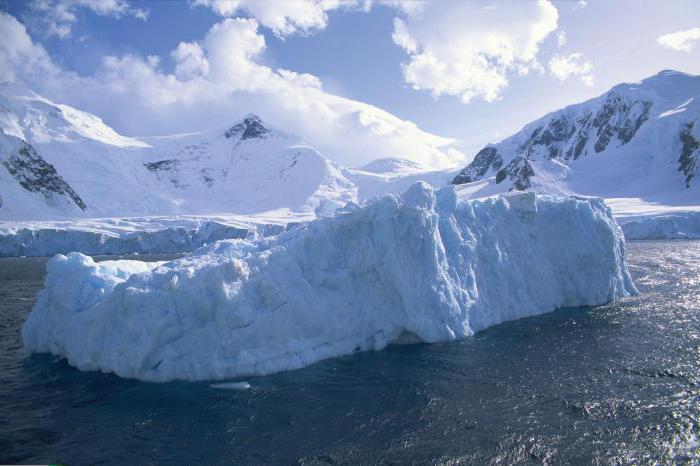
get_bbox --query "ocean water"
[1,242,698,465]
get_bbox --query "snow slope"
[23,183,635,382]
[0,86,461,254]
[344,161,457,202]
[0,84,359,220]
[451,70,700,205]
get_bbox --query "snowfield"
[22,183,636,382]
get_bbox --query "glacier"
[22,182,636,382]
[0,215,292,257]
[618,212,700,240]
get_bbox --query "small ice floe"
[209,381,251,390]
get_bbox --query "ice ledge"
[22,182,636,382]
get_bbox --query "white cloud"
[390,0,559,103]
[191,0,362,37]
[657,27,700,52]
[1,13,461,168]
[190,0,427,38]
[557,31,567,48]
[371,0,426,17]
[0,12,60,82]
[171,42,209,81]
[548,53,593,86]
[30,0,149,38]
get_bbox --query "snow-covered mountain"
[451,70,700,204]
[4,71,698,245]
[0,84,360,220]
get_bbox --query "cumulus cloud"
[29,0,148,38]
[390,0,559,103]
[172,42,209,81]
[548,53,593,86]
[0,12,461,168]
[0,12,60,82]
[191,0,427,37]
[657,27,700,52]
[191,0,366,37]
[557,31,567,47]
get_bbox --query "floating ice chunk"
[209,381,251,390]
[22,182,636,382]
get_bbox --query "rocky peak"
[224,114,270,140]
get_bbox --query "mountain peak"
[657,69,686,77]
[224,113,271,140]
[641,69,697,84]
[451,69,700,197]
[0,85,149,148]
[615,69,700,102]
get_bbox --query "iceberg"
[22,183,636,382]
[618,212,700,240]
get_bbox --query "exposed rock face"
[679,122,698,188]
[495,157,535,191]
[453,91,653,191]
[590,94,651,152]
[224,114,269,140]
[144,159,179,172]
[2,140,86,211]
[144,159,187,189]
[452,147,502,185]
[520,93,652,162]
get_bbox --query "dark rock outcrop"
[144,159,178,171]
[144,159,188,188]
[2,140,86,210]
[452,91,653,190]
[451,147,502,185]
[225,115,269,140]
[679,122,698,188]
[495,157,535,191]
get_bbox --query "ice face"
[22,182,636,382]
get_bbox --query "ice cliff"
[22,183,636,382]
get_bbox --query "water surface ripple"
[1,242,698,464]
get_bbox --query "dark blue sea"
[1,241,699,464]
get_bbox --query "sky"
[0,0,699,168]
